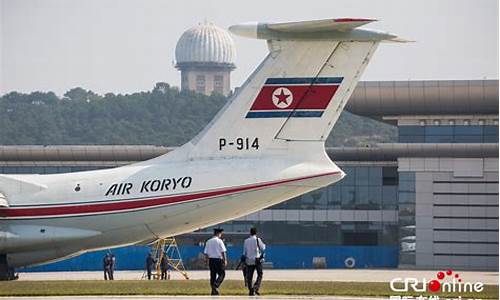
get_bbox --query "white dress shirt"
[243,235,266,265]
[204,236,227,259]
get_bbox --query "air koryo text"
[105,176,192,196]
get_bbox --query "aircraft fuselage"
[1,155,343,267]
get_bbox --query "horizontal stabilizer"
[268,18,376,32]
[0,174,47,196]
[229,18,401,42]
[384,37,415,43]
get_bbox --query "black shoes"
[211,287,219,296]
[248,288,260,296]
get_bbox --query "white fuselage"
[0,152,343,268]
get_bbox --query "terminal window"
[343,231,378,245]
[214,75,224,94]
[398,125,499,143]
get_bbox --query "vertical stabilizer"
[160,18,402,161]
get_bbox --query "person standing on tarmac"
[160,253,169,280]
[103,253,111,280]
[203,228,227,296]
[243,227,266,296]
[145,252,156,280]
[109,253,116,280]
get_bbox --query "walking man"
[109,253,116,280]
[203,228,227,296]
[243,227,266,296]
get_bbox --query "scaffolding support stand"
[143,237,189,280]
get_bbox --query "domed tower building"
[175,22,236,96]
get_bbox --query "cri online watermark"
[390,269,484,298]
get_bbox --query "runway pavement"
[0,297,384,300]
[17,269,499,284]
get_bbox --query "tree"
[64,87,88,102]
[63,87,101,102]
[0,85,396,146]
[153,82,170,94]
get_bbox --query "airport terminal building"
[1,80,498,271]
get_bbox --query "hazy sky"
[1,0,498,96]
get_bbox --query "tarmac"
[10,269,498,299]
[0,297,383,300]
[17,269,499,284]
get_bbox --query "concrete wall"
[399,157,499,270]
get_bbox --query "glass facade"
[196,220,399,247]
[196,165,400,248]
[398,171,416,265]
[398,125,499,143]
[272,166,398,210]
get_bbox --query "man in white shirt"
[203,228,227,296]
[243,227,266,296]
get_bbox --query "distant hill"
[0,83,396,146]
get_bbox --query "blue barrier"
[263,245,398,268]
[23,245,398,272]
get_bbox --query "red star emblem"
[275,89,290,105]
[272,87,293,108]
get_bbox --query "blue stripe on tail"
[246,111,324,118]
[264,77,343,85]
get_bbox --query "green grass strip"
[0,280,497,298]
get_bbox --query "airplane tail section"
[162,18,403,161]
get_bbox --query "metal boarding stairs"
[141,237,189,280]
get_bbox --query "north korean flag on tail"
[245,77,343,118]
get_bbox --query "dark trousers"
[146,268,152,280]
[104,268,112,280]
[246,262,263,293]
[209,258,225,289]
[242,264,247,286]
[161,268,167,280]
